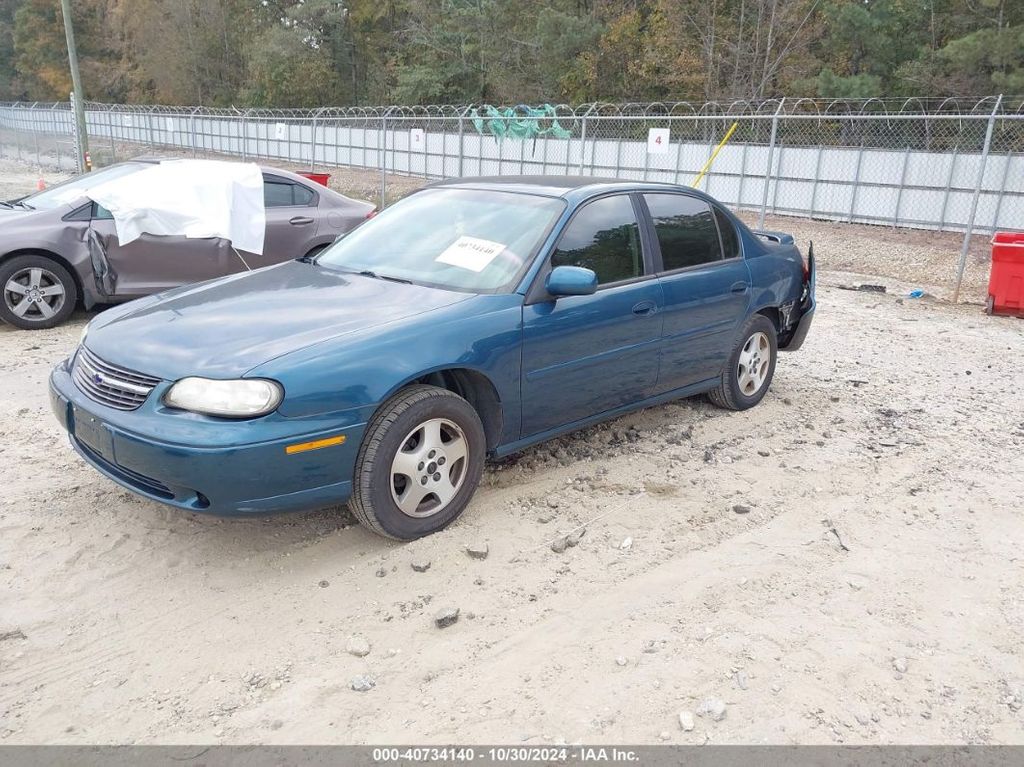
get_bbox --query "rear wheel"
[349,385,486,540]
[709,314,778,410]
[0,255,78,330]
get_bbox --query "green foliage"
[0,0,1018,106]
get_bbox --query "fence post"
[758,99,785,230]
[578,104,596,175]
[892,146,911,228]
[938,146,958,229]
[952,94,1002,304]
[847,144,865,223]
[380,107,393,208]
[30,102,40,166]
[236,108,247,162]
[189,107,200,157]
[310,106,327,171]
[457,106,470,177]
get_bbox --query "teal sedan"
[49,176,815,540]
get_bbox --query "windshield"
[316,188,565,292]
[21,163,149,210]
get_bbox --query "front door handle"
[289,216,315,225]
[730,281,749,293]
[632,300,657,316]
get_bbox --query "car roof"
[426,175,711,203]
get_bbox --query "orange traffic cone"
[36,177,45,191]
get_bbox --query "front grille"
[72,346,161,411]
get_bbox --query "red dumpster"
[987,232,1024,317]
[298,171,331,187]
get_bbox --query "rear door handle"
[289,216,315,225]
[632,300,656,316]
[730,281,749,293]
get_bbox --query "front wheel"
[709,314,778,411]
[349,385,486,540]
[0,255,78,329]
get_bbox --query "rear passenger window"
[714,206,740,259]
[264,181,294,207]
[293,184,315,206]
[551,195,643,285]
[643,194,722,271]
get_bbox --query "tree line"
[1,0,1020,108]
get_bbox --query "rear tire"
[349,385,486,541]
[0,255,78,330]
[709,314,778,411]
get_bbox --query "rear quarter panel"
[740,229,804,318]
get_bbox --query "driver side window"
[551,195,643,285]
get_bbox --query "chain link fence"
[2,97,1022,295]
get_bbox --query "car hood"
[86,261,471,379]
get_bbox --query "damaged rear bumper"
[780,247,816,352]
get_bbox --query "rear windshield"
[22,163,148,210]
[316,188,565,293]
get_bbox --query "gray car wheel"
[0,255,78,330]
[349,385,486,540]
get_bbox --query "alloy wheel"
[390,417,469,518]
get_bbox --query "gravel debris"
[434,607,460,629]
[346,636,371,658]
[351,675,375,692]
[466,543,489,560]
[696,698,727,722]
[678,711,695,732]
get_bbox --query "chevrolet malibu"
[50,177,815,540]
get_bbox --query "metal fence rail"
[1,96,1022,296]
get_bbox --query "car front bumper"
[49,358,365,515]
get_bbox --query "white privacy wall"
[2,105,1021,234]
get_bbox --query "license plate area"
[72,406,115,462]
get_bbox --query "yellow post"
[692,122,739,189]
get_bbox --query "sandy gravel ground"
[1,161,1022,746]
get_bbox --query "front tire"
[0,255,78,329]
[709,314,778,411]
[349,385,486,540]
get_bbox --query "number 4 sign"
[647,127,670,154]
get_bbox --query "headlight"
[164,377,283,418]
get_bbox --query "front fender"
[249,293,525,444]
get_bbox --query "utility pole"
[60,0,90,172]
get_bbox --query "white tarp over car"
[76,160,266,254]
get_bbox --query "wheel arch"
[755,305,781,333]
[0,248,86,306]
[384,366,503,452]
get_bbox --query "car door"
[88,203,236,298]
[243,175,321,265]
[520,193,664,438]
[640,193,752,391]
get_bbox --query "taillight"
[365,209,377,220]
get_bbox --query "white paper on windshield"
[84,159,266,254]
[435,236,505,272]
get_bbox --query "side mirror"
[546,265,597,297]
